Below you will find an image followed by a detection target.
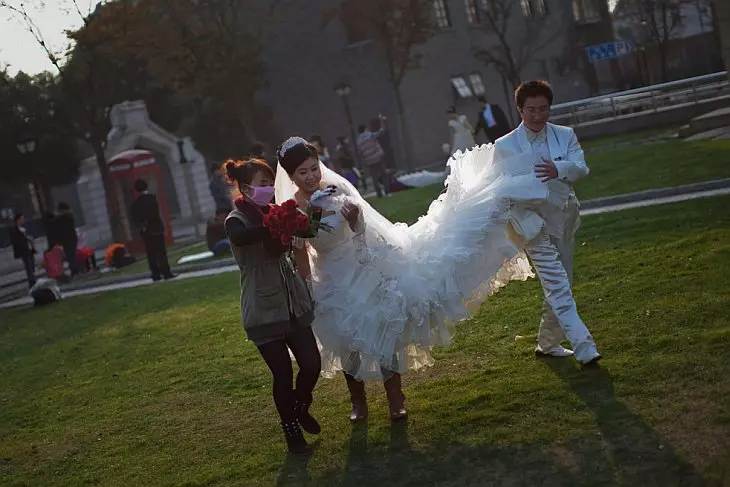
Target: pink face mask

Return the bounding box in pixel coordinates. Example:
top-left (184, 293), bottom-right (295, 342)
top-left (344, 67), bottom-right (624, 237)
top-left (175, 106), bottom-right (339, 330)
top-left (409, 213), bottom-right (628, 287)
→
top-left (246, 185), bottom-right (275, 206)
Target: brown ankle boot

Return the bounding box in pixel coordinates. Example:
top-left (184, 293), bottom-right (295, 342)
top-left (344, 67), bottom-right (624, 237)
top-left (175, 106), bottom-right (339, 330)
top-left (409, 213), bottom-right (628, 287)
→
top-left (383, 373), bottom-right (407, 421)
top-left (344, 373), bottom-right (368, 422)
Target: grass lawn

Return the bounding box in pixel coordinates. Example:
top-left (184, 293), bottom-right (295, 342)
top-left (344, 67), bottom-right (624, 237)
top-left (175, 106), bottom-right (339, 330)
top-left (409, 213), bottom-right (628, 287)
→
top-left (580, 125), bottom-right (680, 150)
top-left (106, 241), bottom-right (221, 278)
top-left (1, 194), bottom-right (729, 486)
top-left (372, 140), bottom-right (730, 223)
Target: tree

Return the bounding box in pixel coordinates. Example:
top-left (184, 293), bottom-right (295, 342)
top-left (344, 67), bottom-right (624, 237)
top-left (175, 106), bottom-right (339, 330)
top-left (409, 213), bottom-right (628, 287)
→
top-left (0, 70), bottom-right (80, 214)
top-left (641, 0), bottom-right (687, 81)
top-left (1, 0), bottom-right (154, 241)
top-left (325, 0), bottom-right (436, 171)
top-left (130, 0), bottom-right (284, 160)
top-left (714, 0), bottom-right (730, 80)
top-left (616, 0), bottom-right (689, 82)
top-left (472, 0), bottom-right (566, 112)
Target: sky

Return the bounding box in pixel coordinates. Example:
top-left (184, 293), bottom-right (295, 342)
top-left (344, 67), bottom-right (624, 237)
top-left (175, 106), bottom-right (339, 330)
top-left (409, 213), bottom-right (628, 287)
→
top-left (0, 1), bottom-right (103, 75)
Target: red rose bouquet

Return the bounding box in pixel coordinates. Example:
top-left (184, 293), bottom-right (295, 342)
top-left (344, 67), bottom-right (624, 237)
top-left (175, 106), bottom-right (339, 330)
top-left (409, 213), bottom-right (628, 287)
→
top-left (262, 199), bottom-right (310, 246)
top-left (262, 199), bottom-right (334, 245)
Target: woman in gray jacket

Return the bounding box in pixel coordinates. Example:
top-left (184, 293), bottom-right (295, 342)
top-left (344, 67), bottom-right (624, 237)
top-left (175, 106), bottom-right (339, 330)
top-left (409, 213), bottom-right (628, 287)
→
top-left (224, 158), bottom-right (320, 456)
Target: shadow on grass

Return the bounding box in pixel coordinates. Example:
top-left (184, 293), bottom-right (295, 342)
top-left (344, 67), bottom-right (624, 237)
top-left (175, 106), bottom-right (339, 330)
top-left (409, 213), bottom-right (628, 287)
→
top-left (544, 360), bottom-right (709, 487)
top-left (275, 362), bottom-right (714, 487)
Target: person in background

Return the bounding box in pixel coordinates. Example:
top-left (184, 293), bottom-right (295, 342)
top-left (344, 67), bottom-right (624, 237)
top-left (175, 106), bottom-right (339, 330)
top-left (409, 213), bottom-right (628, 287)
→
top-left (250, 141), bottom-right (276, 169)
top-left (43, 211), bottom-right (60, 251)
top-left (474, 95), bottom-right (511, 143)
top-left (206, 208), bottom-right (231, 256)
top-left (209, 163), bottom-right (233, 212)
top-left (75, 228), bottom-right (98, 273)
top-left (308, 135), bottom-right (332, 169)
top-left (131, 179), bottom-right (175, 282)
top-left (335, 136), bottom-right (359, 187)
top-left (369, 116), bottom-right (396, 173)
top-left (250, 141), bottom-right (266, 159)
top-left (55, 202), bottom-right (79, 277)
top-left (10, 213), bottom-right (37, 288)
top-left (356, 114), bottom-right (390, 198)
top-left (447, 106), bottom-right (476, 155)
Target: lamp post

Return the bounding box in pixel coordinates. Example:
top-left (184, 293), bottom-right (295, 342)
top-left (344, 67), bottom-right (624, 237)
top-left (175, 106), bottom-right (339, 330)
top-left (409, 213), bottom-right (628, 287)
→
top-left (335, 82), bottom-right (362, 171)
top-left (16, 137), bottom-right (45, 218)
top-left (177, 139), bottom-right (201, 239)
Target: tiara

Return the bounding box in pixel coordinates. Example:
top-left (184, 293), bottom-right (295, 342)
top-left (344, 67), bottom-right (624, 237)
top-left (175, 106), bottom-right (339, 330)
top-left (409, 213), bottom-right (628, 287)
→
top-left (278, 136), bottom-right (308, 159)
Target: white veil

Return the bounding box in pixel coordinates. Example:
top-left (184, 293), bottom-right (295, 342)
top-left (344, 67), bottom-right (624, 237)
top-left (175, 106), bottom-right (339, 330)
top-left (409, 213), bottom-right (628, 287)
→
top-left (274, 138), bottom-right (411, 249)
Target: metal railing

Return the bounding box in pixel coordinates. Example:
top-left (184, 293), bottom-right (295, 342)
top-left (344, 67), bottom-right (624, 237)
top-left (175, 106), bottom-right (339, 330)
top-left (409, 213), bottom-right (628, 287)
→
top-left (550, 71), bottom-right (729, 126)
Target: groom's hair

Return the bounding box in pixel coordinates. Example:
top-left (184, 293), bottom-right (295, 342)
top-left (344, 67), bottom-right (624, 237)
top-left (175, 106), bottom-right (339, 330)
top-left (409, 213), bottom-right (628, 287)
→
top-left (515, 80), bottom-right (553, 109)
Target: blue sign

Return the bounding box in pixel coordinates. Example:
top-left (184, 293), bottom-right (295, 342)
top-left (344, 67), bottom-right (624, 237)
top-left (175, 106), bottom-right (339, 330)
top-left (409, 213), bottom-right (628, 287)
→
top-left (586, 41), bottom-right (635, 62)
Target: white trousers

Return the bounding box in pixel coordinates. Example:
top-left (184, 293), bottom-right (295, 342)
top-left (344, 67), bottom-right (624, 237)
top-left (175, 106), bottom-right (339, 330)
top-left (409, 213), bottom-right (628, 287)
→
top-left (525, 197), bottom-right (598, 359)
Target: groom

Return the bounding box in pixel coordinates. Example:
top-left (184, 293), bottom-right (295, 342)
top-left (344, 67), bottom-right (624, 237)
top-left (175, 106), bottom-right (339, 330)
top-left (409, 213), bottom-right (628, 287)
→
top-left (494, 80), bottom-right (601, 365)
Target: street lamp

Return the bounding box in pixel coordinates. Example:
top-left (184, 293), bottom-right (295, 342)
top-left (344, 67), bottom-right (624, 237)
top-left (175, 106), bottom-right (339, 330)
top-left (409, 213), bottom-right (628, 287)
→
top-left (335, 82), bottom-right (362, 171)
top-left (16, 137), bottom-right (46, 218)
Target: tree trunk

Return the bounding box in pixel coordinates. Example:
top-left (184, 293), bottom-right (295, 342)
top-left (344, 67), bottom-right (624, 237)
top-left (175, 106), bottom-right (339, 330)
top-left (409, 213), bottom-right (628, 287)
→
top-left (714, 0), bottom-right (730, 80)
top-left (91, 138), bottom-right (125, 243)
top-left (500, 74), bottom-right (516, 127)
top-left (659, 42), bottom-right (669, 82)
top-left (392, 84), bottom-right (414, 172)
top-left (39, 180), bottom-right (54, 214)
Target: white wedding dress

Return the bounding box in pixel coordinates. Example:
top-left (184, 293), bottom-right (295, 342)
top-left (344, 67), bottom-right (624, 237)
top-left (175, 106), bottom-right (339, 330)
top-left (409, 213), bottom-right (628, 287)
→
top-left (276, 143), bottom-right (551, 380)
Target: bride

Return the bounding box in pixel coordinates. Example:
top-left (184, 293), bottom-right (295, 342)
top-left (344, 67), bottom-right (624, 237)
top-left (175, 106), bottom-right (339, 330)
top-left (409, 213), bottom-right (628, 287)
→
top-left (274, 136), bottom-right (551, 421)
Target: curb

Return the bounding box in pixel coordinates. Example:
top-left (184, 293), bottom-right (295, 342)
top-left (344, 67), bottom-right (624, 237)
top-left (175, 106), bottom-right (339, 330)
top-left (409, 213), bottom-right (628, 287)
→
top-left (55, 257), bottom-right (237, 294)
top-left (579, 178), bottom-right (730, 209)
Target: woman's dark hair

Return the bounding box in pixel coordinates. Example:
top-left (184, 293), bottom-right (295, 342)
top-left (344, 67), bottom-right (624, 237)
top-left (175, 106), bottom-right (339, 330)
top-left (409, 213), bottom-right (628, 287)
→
top-left (134, 179), bottom-right (148, 193)
top-left (223, 158), bottom-right (275, 186)
top-left (277, 142), bottom-right (319, 176)
top-left (515, 80), bottom-right (554, 109)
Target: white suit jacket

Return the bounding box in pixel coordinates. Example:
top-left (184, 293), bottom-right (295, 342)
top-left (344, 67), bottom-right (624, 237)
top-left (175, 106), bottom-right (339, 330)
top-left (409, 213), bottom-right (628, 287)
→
top-left (494, 122), bottom-right (589, 242)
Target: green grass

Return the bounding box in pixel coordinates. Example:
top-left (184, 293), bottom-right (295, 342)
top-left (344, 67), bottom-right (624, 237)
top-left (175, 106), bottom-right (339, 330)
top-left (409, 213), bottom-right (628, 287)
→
top-left (581, 125), bottom-right (680, 150)
top-left (106, 241), bottom-right (221, 277)
top-left (1, 195), bottom-right (729, 486)
top-left (372, 140), bottom-right (730, 223)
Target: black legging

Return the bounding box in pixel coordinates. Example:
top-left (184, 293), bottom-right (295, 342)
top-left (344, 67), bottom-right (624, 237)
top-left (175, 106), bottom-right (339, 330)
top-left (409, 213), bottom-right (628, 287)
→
top-left (257, 325), bottom-right (321, 424)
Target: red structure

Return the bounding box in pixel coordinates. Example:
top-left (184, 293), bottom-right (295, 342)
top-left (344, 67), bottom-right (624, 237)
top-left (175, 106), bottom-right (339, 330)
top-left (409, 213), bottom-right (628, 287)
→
top-left (108, 149), bottom-right (173, 252)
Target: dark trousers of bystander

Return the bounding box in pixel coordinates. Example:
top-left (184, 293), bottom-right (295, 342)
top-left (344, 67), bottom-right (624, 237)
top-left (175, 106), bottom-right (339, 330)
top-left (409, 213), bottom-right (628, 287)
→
top-left (143, 234), bottom-right (173, 281)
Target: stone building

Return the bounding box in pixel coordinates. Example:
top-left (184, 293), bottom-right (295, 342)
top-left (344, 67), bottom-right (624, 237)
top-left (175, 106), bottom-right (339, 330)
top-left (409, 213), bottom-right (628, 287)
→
top-left (257, 0), bottom-right (595, 169)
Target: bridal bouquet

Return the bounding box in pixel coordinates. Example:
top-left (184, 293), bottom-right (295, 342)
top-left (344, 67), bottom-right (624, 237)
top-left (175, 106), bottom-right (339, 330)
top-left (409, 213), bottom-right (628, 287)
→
top-left (262, 199), bottom-right (332, 245)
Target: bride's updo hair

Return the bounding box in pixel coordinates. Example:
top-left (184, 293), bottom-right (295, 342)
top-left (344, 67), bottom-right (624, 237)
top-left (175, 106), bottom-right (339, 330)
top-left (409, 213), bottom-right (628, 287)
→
top-left (277, 137), bottom-right (319, 176)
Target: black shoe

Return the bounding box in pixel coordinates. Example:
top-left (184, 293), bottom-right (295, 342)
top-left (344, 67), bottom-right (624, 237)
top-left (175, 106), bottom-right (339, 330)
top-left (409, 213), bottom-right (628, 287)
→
top-left (152, 276), bottom-right (162, 282)
top-left (163, 274), bottom-right (177, 280)
top-left (294, 400), bottom-right (321, 435)
top-left (281, 421), bottom-right (312, 456)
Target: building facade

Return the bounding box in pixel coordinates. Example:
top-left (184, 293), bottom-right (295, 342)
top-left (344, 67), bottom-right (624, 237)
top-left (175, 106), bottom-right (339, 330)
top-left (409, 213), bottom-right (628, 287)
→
top-left (257, 0), bottom-right (594, 169)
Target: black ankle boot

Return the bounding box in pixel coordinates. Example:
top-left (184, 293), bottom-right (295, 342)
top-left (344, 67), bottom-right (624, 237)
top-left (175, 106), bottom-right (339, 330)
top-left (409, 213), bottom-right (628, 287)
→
top-left (281, 421), bottom-right (312, 456)
top-left (294, 400), bottom-right (321, 435)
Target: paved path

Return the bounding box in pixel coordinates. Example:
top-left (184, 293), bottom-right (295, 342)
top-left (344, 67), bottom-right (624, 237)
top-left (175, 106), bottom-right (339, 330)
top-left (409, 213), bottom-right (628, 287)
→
top-left (2, 187), bottom-right (728, 311)
top-left (582, 187), bottom-right (730, 215)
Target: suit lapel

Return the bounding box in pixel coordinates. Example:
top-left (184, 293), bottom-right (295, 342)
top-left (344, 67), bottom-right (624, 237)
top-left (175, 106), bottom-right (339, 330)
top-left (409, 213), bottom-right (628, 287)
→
top-left (547, 124), bottom-right (564, 162)
top-left (516, 123), bottom-right (531, 153)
